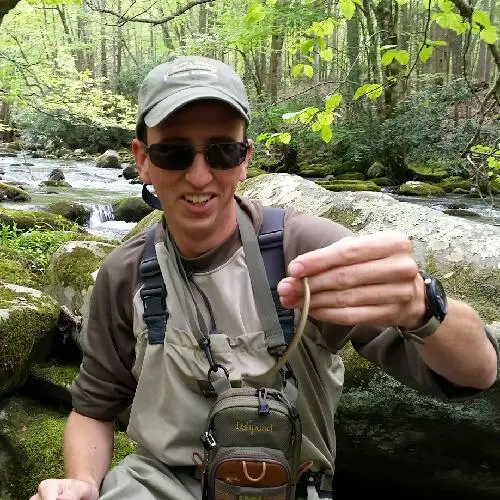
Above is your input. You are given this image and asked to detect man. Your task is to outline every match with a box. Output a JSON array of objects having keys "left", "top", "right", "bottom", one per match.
[{"left": 31, "top": 56, "right": 498, "bottom": 500}]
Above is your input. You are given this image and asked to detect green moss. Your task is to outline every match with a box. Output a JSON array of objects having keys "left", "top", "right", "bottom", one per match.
[
  {"left": 122, "top": 209, "right": 162, "bottom": 241},
  {"left": 51, "top": 246, "right": 114, "bottom": 290},
  {"left": 335, "top": 172, "right": 366, "bottom": 180},
  {"left": 111, "top": 432, "right": 139, "bottom": 467},
  {"left": 370, "top": 177, "right": 394, "bottom": 187},
  {"left": 299, "top": 165, "right": 336, "bottom": 177},
  {"left": 316, "top": 180, "right": 380, "bottom": 192},
  {"left": 0, "top": 287, "right": 59, "bottom": 378},
  {"left": 398, "top": 181, "right": 444, "bottom": 196},
  {"left": 318, "top": 207, "right": 365, "bottom": 231},
  {"left": 438, "top": 178, "right": 472, "bottom": 193},
  {"left": 31, "top": 363, "right": 80, "bottom": 387},
  {"left": 112, "top": 197, "right": 154, "bottom": 223},
  {"left": 340, "top": 343, "right": 379, "bottom": 389},
  {"left": 0, "top": 256, "right": 40, "bottom": 287},
  {"left": 407, "top": 163, "right": 449, "bottom": 182},
  {"left": 246, "top": 167, "right": 268, "bottom": 178},
  {"left": 0, "top": 182, "right": 31, "bottom": 202},
  {"left": 0, "top": 208, "right": 75, "bottom": 231},
  {"left": 424, "top": 257, "right": 500, "bottom": 324}
]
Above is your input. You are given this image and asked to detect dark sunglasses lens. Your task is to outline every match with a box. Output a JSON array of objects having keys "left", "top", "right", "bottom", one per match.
[
  {"left": 148, "top": 144, "right": 193, "bottom": 170},
  {"left": 206, "top": 143, "right": 247, "bottom": 170}
]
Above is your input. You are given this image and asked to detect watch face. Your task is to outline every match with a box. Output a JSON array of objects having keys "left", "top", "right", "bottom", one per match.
[{"left": 432, "top": 278, "right": 448, "bottom": 319}]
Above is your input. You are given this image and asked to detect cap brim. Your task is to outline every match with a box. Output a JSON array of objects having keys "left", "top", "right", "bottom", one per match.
[{"left": 144, "top": 87, "right": 249, "bottom": 128}]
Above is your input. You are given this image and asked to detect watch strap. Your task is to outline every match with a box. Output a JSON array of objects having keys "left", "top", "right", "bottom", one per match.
[{"left": 396, "top": 316, "right": 441, "bottom": 344}]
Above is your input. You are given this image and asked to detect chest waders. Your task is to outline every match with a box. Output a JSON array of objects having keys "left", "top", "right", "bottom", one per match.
[{"left": 140, "top": 206, "right": 331, "bottom": 500}]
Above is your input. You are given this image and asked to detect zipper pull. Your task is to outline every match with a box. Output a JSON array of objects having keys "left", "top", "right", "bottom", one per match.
[
  {"left": 200, "top": 430, "right": 216, "bottom": 451},
  {"left": 258, "top": 388, "right": 270, "bottom": 416}
]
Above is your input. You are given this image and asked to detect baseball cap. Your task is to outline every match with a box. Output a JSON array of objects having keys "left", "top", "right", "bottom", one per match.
[{"left": 136, "top": 56, "right": 250, "bottom": 138}]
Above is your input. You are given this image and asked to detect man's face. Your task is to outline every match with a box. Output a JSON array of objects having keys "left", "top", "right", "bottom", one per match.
[{"left": 132, "top": 100, "right": 252, "bottom": 256}]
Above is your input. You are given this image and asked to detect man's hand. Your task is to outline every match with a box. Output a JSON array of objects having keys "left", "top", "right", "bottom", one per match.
[
  {"left": 30, "top": 478, "right": 99, "bottom": 500},
  {"left": 278, "top": 231, "right": 427, "bottom": 329}
]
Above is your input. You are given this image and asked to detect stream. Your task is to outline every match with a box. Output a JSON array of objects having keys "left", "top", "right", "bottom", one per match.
[{"left": 1, "top": 153, "right": 500, "bottom": 240}]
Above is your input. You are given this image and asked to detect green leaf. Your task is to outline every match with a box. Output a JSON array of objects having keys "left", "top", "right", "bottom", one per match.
[
  {"left": 256, "top": 133, "right": 268, "bottom": 142},
  {"left": 311, "top": 121, "right": 322, "bottom": 132},
  {"left": 316, "top": 111, "right": 333, "bottom": 126},
  {"left": 322, "top": 18, "right": 336, "bottom": 36},
  {"left": 395, "top": 0, "right": 409, "bottom": 4},
  {"left": 292, "top": 64, "right": 304, "bottom": 77},
  {"left": 472, "top": 10, "right": 491, "bottom": 28},
  {"left": 431, "top": 40, "right": 447, "bottom": 46},
  {"left": 303, "top": 65, "right": 314, "bottom": 78},
  {"left": 394, "top": 50, "right": 409, "bottom": 65},
  {"left": 279, "top": 132, "right": 291, "bottom": 144},
  {"left": 298, "top": 107, "right": 319, "bottom": 123},
  {"left": 320, "top": 125, "right": 333, "bottom": 143},
  {"left": 418, "top": 45, "right": 434, "bottom": 63},
  {"left": 319, "top": 49, "right": 334, "bottom": 62},
  {"left": 437, "top": 0, "right": 454, "bottom": 12},
  {"left": 339, "top": 0, "right": 356, "bottom": 20},
  {"left": 245, "top": 3, "right": 266, "bottom": 24},
  {"left": 353, "top": 83, "right": 371, "bottom": 100},
  {"left": 282, "top": 111, "right": 300, "bottom": 122},
  {"left": 366, "top": 84, "right": 383, "bottom": 100},
  {"left": 300, "top": 40, "right": 315, "bottom": 55},
  {"left": 381, "top": 49, "right": 396, "bottom": 66},
  {"left": 325, "top": 93, "right": 343, "bottom": 112},
  {"left": 480, "top": 26, "right": 498, "bottom": 44}
]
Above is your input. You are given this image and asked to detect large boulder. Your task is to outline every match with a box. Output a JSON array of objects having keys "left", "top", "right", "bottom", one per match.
[
  {"left": 43, "top": 240, "right": 117, "bottom": 347},
  {"left": 399, "top": 180, "right": 444, "bottom": 196},
  {"left": 0, "top": 182, "right": 30, "bottom": 202},
  {"left": 0, "top": 207, "right": 75, "bottom": 231},
  {"left": 46, "top": 201, "right": 91, "bottom": 226},
  {"left": 0, "top": 282, "right": 59, "bottom": 398},
  {"left": 0, "top": 395, "right": 137, "bottom": 500},
  {"left": 0, "top": 245, "right": 40, "bottom": 289},
  {"left": 112, "top": 196, "right": 154, "bottom": 223},
  {"left": 237, "top": 173, "right": 500, "bottom": 497},
  {"left": 122, "top": 164, "right": 138, "bottom": 180},
  {"left": 96, "top": 149, "right": 121, "bottom": 169}
]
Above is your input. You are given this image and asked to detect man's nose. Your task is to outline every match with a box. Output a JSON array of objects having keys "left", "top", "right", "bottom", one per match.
[{"left": 185, "top": 151, "right": 213, "bottom": 186}]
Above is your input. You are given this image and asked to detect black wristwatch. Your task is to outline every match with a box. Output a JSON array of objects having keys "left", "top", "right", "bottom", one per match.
[{"left": 397, "top": 272, "right": 448, "bottom": 344}]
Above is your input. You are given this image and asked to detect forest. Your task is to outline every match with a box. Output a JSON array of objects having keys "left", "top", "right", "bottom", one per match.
[{"left": 0, "top": 0, "right": 499, "bottom": 189}]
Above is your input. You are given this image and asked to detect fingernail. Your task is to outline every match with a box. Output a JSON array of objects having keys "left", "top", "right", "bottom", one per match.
[{"left": 288, "top": 261, "right": 304, "bottom": 277}]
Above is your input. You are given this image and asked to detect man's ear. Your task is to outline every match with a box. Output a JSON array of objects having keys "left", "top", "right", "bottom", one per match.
[
  {"left": 239, "top": 139, "right": 254, "bottom": 182},
  {"left": 131, "top": 139, "right": 152, "bottom": 185}
]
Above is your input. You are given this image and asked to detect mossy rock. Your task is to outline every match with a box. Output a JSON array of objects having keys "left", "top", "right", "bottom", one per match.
[
  {"left": 246, "top": 167, "right": 268, "bottom": 178},
  {"left": 112, "top": 196, "right": 155, "bottom": 223},
  {"left": 0, "top": 182, "right": 31, "bottom": 202},
  {"left": 44, "top": 241, "right": 117, "bottom": 314},
  {"left": 26, "top": 363, "right": 80, "bottom": 404},
  {"left": 0, "top": 208, "right": 75, "bottom": 231},
  {"left": 398, "top": 181, "right": 444, "bottom": 196},
  {"left": 0, "top": 283, "right": 59, "bottom": 398},
  {"left": 370, "top": 177, "right": 395, "bottom": 187},
  {"left": 316, "top": 180, "right": 380, "bottom": 192},
  {"left": 366, "top": 161, "right": 388, "bottom": 179},
  {"left": 0, "top": 395, "right": 137, "bottom": 500},
  {"left": 122, "top": 209, "right": 162, "bottom": 241},
  {"left": 438, "top": 178, "right": 472, "bottom": 193},
  {"left": 299, "top": 165, "right": 336, "bottom": 178},
  {"left": 407, "top": 164, "right": 449, "bottom": 183},
  {"left": 46, "top": 201, "right": 91, "bottom": 226},
  {"left": 443, "top": 209, "right": 480, "bottom": 218},
  {"left": 122, "top": 164, "right": 138, "bottom": 180},
  {"left": 0, "top": 246, "right": 40, "bottom": 288},
  {"left": 39, "top": 180, "right": 72, "bottom": 188},
  {"left": 335, "top": 172, "right": 366, "bottom": 181}
]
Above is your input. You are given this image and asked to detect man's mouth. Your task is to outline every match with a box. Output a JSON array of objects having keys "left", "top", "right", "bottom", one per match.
[{"left": 183, "top": 194, "right": 214, "bottom": 205}]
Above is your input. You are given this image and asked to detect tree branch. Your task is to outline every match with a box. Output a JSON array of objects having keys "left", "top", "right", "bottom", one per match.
[{"left": 87, "top": 0, "right": 215, "bottom": 26}]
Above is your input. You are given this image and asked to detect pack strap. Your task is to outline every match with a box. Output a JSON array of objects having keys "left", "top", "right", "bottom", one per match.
[
  {"left": 258, "top": 206, "right": 295, "bottom": 346},
  {"left": 237, "top": 205, "right": 287, "bottom": 357},
  {"left": 139, "top": 225, "right": 167, "bottom": 345}
]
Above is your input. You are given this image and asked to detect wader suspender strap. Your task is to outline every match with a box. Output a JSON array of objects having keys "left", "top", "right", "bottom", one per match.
[
  {"left": 139, "top": 226, "right": 167, "bottom": 345},
  {"left": 140, "top": 206, "right": 289, "bottom": 351}
]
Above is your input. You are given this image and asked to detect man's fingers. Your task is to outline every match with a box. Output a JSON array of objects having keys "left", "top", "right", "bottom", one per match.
[
  {"left": 32, "top": 479, "right": 62, "bottom": 500},
  {"left": 306, "top": 303, "right": 404, "bottom": 326},
  {"left": 287, "top": 232, "right": 411, "bottom": 278},
  {"left": 280, "top": 282, "right": 416, "bottom": 310}
]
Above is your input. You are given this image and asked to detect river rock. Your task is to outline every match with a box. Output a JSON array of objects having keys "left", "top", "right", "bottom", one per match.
[
  {"left": 48, "top": 168, "right": 65, "bottom": 182},
  {"left": 0, "top": 245, "right": 40, "bottom": 289},
  {"left": 43, "top": 240, "right": 117, "bottom": 347},
  {"left": 0, "top": 182, "right": 31, "bottom": 202},
  {"left": 112, "top": 196, "right": 154, "bottom": 223},
  {"left": 0, "top": 283, "right": 59, "bottom": 398},
  {"left": 0, "top": 207, "right": 74, "bottom": 231},
  {"left": 96, "top": 149, "right": 121, "bottom": 169},
  {"left": 122, "top": 164, "right": 138, "bottom": 180},
  {"left": 366, "top": 161, "right": 389, "bottom": 178},
  {"left": 46, "top": 201, "right": 91, "bottom": 225},
  {"left": 399, "top": 180, "right": 444, "bottom": 196}
]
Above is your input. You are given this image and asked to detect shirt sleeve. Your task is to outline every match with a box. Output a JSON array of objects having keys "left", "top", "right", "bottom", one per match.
[{"left": 70, "top": 233, "right": 147, "bottom": 420}]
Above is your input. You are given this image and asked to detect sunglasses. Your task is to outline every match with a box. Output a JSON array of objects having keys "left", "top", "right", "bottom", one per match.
[{"left": 143, "top": 141, "right": 249, "bottom": 171}]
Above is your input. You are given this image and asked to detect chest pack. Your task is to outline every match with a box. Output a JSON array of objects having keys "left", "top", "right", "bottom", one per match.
[{"left": 139, "top": 206, "right": 307, "bottom": 500}]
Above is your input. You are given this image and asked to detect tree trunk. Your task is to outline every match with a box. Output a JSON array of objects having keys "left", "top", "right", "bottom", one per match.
[
  {"left": 483, "top": 0, "right": 496, "bottom": 82},
  {"left": 100, "top": 5, "right": 107, "bottom": 79},
  {"left": 346, "top": 10, "right": 361, "bottom": 99},
  {"left": 269, "top": 29, "right": 284, "bottom": 101}
]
